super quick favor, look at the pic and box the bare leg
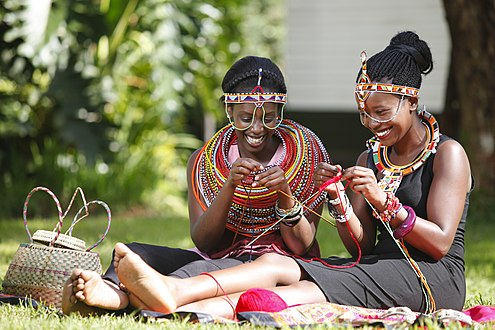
[113,242,302,314]
[177,292,241,319]
[61,268,129,315]
[176,280,327,319]
[268,280,327,306]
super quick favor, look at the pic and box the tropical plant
[0,0,285,218]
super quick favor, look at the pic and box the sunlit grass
[1,204,494,329]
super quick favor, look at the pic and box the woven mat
[141,303,495,327]
[237,302,476,328]
[2,293,494,327]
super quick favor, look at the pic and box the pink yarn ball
[235,288,288,313]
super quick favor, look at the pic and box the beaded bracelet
[275,201,302,217]
[280,214,302,227]
[327,193,353,223]
[393,205,417,239]
[275,201,303,227]
[372,192,402,223]
[275,201,302,219]
[327,195,341,206]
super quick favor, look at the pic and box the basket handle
[23,186,109,249]
[67,200,112,252]
[23,186,67,245]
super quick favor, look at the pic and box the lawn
[0,199,494,329]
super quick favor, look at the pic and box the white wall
[285,0,450,113]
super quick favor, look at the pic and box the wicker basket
[2,187,111,309]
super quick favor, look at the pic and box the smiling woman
[61,55,332,316]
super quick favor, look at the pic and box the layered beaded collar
[367,109,440,193]
[191,119,329,237]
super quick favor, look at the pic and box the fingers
[252,166,286,189]
[230,158,264,184]
[313,162,343,187]
[233,158,263,172]
[341,166,373,182]
[316,162,341,174]
[341,166,378,196]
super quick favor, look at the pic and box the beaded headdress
[355,51,420,111]
[223,68,287,106]
[223,68,287,130]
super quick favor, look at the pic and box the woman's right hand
[341,165,385,209]
[313,162,344,196]
[227,158,264,188]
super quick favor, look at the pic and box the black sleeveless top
[368,135,472,270]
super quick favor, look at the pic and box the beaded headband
[355,51,419,110]
[223,93,287,104]
[223,68,287,106]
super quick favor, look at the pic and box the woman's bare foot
[61,271,99,315]
[114,242,178,314]
[61,268,129,315]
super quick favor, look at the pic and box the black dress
[295,135,473,312]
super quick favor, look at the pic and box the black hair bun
[388,31,433,75]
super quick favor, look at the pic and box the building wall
[285,0,450,113]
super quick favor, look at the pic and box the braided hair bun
[363,31,434,88]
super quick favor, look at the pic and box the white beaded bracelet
[327,194,353,223]
[327,195,341,206]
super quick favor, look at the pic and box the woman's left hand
[251,166,290,193]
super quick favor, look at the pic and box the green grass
[0,206,494,329]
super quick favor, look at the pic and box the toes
[114,242,133,257]
[70,269,83,281]
[79,269,98,282]
[75,291,86,301]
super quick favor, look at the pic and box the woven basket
[2,187,111,309]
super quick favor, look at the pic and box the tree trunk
[443,0,495,195]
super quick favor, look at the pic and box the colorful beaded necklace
[367,109,440,193]
[191,119,329,237]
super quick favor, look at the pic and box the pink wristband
[393,205,416,239]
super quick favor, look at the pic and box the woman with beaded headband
[81,32,473,319]
[296,30,473,313]
[62,56,331,315]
